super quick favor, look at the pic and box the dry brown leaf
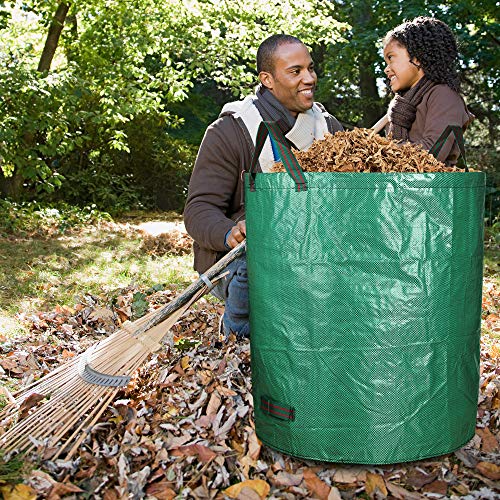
[386,482,424,500]
[145,481,176,500]
[180,355,190,370]
[332,467,358,484]
[422,479,448,496]
[224,479,270,499]
[476,461,500,480]
[236,486,262,500]
[247,429,261,461]
[170,444,216,463]
[0,484,37,500]
[88,306,115,323]
[217,385,238,397]
[0,357,19,371]
[303,468,331,500]
[101,488,119,500]
[492,395,500,409]
[271,128,460,174]
[365,472,388,498]
[405,469,437,489]
[19,393,45,417]
[477,427,499,452]
[140,231,192,257]
[327,486,342,500]
[272,471,303,487]
[206,391,221,419]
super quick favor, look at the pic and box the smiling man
[184,34,343,339]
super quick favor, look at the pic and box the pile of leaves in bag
[271,128,465,173]
[0,281,499,499]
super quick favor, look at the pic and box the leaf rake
[0,241,246,459]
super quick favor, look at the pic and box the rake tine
[0,240,242,457]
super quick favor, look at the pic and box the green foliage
[0,2,9,30]
[0,63,71,191]
[52,154,150,215]
[444,0,499,144]
[466,119,500,224]
[0,0,497,212]
[484,219,500,278]
[175,337,202,351]
[168,82,227,144]
[51,118,199,214]
[131,291,149,319]
[140,137,198,212]
[0,199,112,236]
[0,0,345,207]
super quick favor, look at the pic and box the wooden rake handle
[133,240,247,336]
[371,114,388,134]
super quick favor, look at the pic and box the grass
[484,221,500,280]
[0,206,498,339]
[0,450,26,485]
[0,212,197,337]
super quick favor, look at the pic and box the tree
[37,2,69,72]
[0,0,346,204]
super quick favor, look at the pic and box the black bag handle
[428,125,468,171]
[249,121,307,192]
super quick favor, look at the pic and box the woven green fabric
[245,170,485,464]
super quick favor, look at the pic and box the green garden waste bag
[245,121,485,464]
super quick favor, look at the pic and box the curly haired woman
[383,17,473,165]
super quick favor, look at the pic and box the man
[184,34,343,338]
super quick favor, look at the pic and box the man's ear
[259,71,274,90]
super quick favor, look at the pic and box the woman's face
[383,40,424,92]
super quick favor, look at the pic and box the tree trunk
[37,2,70,72]
[355,1,384,127]
[65,13,78,62]
[0,171,24,200]
[359,57,383,127]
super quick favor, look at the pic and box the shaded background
[0,0,497,220]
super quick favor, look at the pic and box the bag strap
[428,125,468,171]
[249,121,308,192]
[261,396,295,421]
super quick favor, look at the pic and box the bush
[41,116,198,214]
[0,200,112,236]
[53,154,150,215]
[146,138,198,212]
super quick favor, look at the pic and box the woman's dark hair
[384,17,460,92]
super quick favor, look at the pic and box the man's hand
[227,220,246,248]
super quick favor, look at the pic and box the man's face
[259,43,317,117]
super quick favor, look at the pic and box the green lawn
[0,218,197,337]
[1,212,498,339]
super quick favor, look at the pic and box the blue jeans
[210,256,250,338]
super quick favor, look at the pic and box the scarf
[388,76,435,141]
[219,86,331,171]
[253,85,297,145]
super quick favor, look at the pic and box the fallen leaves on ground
[140,230,193,257]
[0,483,37,500]
[0,267,498,498]
[271,128,465,173]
